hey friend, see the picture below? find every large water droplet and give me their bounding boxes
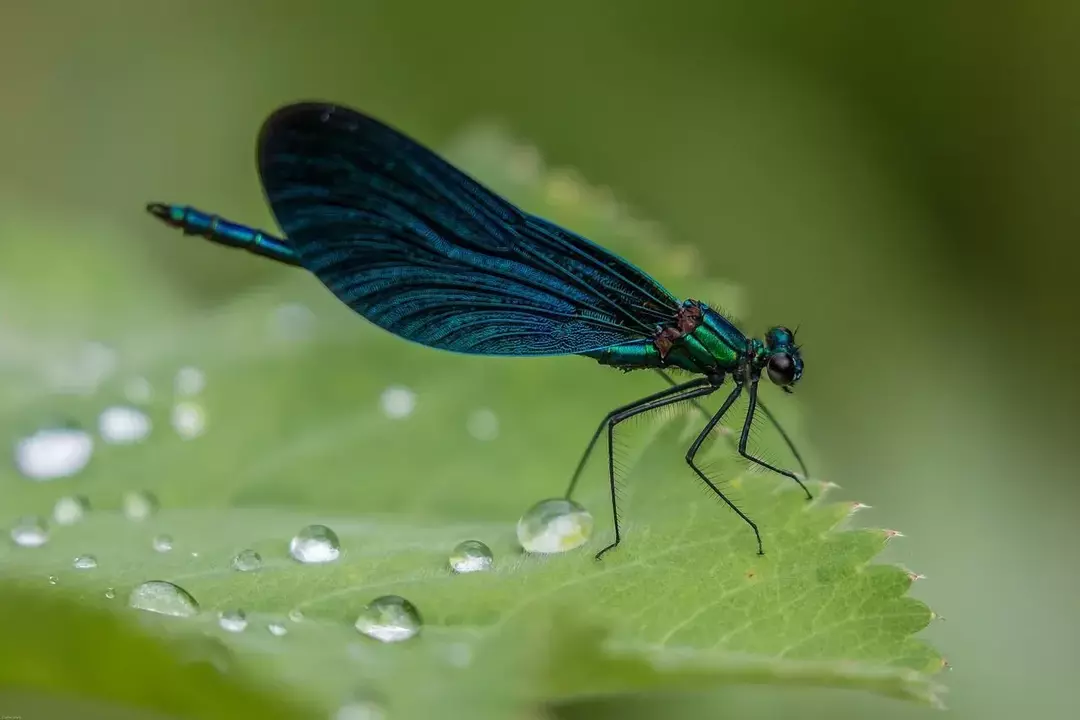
[53,495,90,525]
[73,554,98,570]
[14,425,94,480]
[10,516,49,547]
[174,366,206,396]
[98,405,152,444]
[465,408,499,441]
[123,490,158,520]
[128,580,200,617]
[231,548,262,571]
[354,595,422,643]
[218,609,248,632]
[517,498,593,554]
[379,385,416,419]
[449,540,494,573]
[267,621,288,636]
[171,402,206,439]
[152,534,174,553]
[289,524,340,564]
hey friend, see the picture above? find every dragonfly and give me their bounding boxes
[146,101,811,559]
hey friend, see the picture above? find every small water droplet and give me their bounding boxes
[174,366,206,396]
[48,575,58,585]
[73,554,98,570]
[517,498,593,554]
[10,516,49,547]
[124,376,153,404]
[288,608,305,622]
[123,490,158,521]
[289,524,341,564]
[449,539,494,573]
[379,385,416,419]
[466,408,499,441]
[267,621,288,636]
[98,405,152,444]
[152,534,174,553]
[171,401,206,439]
[268,302,316,343]
[53,495,90,525]
[105,587,116,599]
[218,608,248,632]
[443,642,474,668]
[354,595,422,643]
[231,548,262,571]
[14,425,94,480]
[128,580,199,617]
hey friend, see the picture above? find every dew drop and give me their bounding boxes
[10,516,49,547]
[48,575,58,585]
[152,534,174,553]
[14,425,94,480]
[73,554,98,570]
[465,408,499,441]
[53,495,91,525]
[171,401,206,439]
[449,539,494,573]
[231,548,262,571]
[288,608,305,622]
[289,524,340,564]
[98,405,152,444]
[354,595,422,643]
[379,385,416,419]
[128,580,200,617]
[517,498,593,554]
[174,366,206,396]
[267,621,288,636]
[123,490,159,521]
[105,587,116,599]
[218,609,248,632]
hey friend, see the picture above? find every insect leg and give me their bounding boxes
[755,396,813,499]
[685,383,766,555]
[594,382,719,560]
[655,369,738,450]
[564,377,712,500]
[739,381,813,500]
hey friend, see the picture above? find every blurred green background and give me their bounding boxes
[2,1,1078,718]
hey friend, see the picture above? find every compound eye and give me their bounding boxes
[767,353,796,386]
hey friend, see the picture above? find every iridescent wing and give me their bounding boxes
[257,102,679,356]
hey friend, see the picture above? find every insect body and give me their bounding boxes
[147,102,811,558]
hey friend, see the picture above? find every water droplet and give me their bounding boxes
[152,534,174,553]
[48,575,58,585]
[268,302,316,343]
[443,642,474,668]
[333,696,387,720]
[98,405,152,444]
[10,516,49,547]
[354,595,422,643]
[289,524,340,564]
[174,366,206,396]
[14,425,94,480]
[128,580,199,617]
[288,608,305,622]
[218,609,248,632]
[52,495,90,525]
[171,402,206,439]
[105,587,116,599]
[466,408,499,441]
[124,376,153,404]
[73,554,98,570]
[267,621,288,636]
[379,385,416,419]
[123,490,158,521]
[449,539,494,573]
[517,498,593,554]
[231,548,262,571]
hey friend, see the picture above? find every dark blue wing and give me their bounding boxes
[257,102,680,356]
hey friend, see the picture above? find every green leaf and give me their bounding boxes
[0,124,943,718]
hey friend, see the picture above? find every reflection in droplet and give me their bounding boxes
[289,524,340,564]
[10,516,49,547]
[98,405,152,444]
[465,408,499,441]
[218,609,248,633]
[128,580,200,617]
[53,495,90,525]
[231,548,262,571]
[449,540,494,573]
[354,595,422,643]
[379,385,416,419]
[152,534,174,553]
[171,402,206,439]
[14,425,94,481]
[517,498,593,554]
[123,490,158,521]
[73,554,98,570]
